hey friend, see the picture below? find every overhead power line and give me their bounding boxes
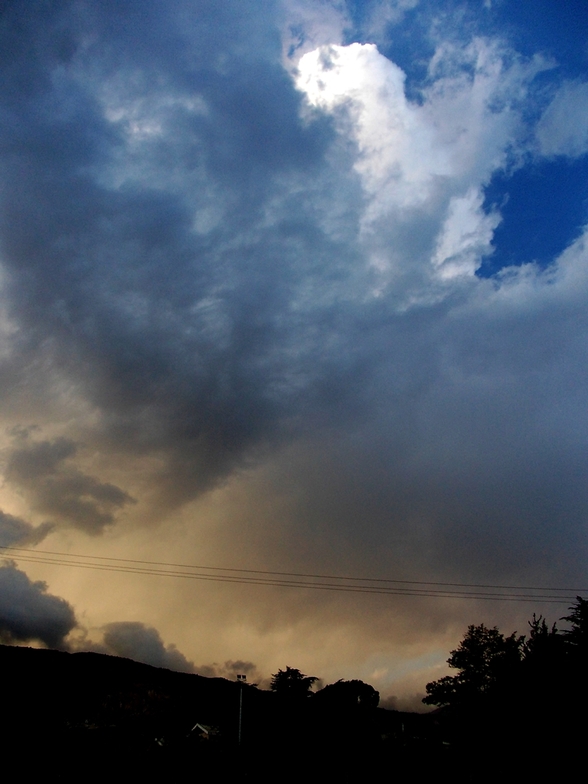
[0,545,584,604]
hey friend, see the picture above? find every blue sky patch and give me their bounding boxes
[480,155,588,276]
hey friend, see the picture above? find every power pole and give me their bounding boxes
[237,674,246,745]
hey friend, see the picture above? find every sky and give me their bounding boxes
[0,0,587,709]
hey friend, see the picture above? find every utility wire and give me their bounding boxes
[1,545,583,604]
[1,545,585,592]
[2,551,575,601]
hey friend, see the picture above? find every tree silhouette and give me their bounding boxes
[423,624,524,708]
[560,596,588,650]
[270,666,318,699]
[521,613,563,667]
[314,679,380,710]
[420,599,588,780]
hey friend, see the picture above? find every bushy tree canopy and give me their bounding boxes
[423,624,524,707]
[561,596,588,650]
[270,666,318,699]
[315,679,380,710]
[424,597,588,710]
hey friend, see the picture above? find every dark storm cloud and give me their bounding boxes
[0,0,586,611]
[3,434,134,533]
[0,561,77,647]
[0,0,356,509]
[0,509,52,547]
[99,621,196,673]
[96,620,260,680]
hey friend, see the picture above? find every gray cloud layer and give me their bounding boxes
[0,0,586,656]
[93,621,259,681]
[0,509,52,548]
[0,0,348,505]
[99,621,196,673]
[3,433,134,534]
[0,561,77,647]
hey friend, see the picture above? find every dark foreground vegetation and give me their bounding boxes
[1,598,586,783]
[421,596,588,781]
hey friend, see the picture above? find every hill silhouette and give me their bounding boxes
[0,644,441,782]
